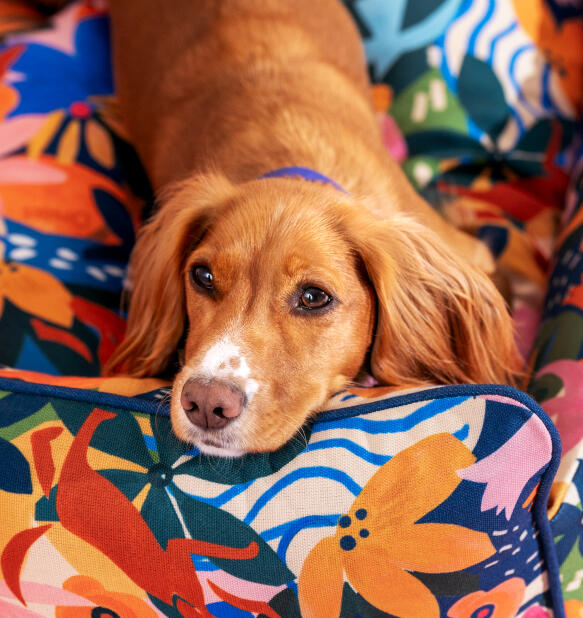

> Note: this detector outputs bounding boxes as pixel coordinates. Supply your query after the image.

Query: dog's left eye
[190,265,214,290]
[300,286,332,309]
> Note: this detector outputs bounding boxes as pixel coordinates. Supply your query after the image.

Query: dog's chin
[195,440,245,458]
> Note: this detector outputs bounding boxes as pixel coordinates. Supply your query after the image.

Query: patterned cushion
[0,1,148,375]
[0,381,562,616]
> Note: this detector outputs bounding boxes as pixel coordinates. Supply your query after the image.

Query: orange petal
[447,577,526,617]
[345,556,439,618]
[85,119,115,169]
[371,83,392,112]
[62,575,105,596]
[565,599,583,618]
[353,433,475,527]
[383,523,495,573]
[57,119,81,165]
[298,536,344,618]
[28,110,65,159]
[2,262,73,327]
[56,607,93,618]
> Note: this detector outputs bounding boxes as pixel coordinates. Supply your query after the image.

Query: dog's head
[107,173,518,455]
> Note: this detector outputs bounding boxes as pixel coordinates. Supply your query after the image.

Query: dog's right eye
[190,265,214,290]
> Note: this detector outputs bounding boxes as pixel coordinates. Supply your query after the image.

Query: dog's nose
[180,379,244,429]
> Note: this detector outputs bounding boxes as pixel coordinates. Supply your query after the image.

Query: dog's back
[110,0,379,188]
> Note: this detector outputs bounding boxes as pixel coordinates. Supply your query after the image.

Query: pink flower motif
[537,359,583,455]
[476,394,530,409]
[0,158,67,184]
[0,115,46,159]
[522,606,552,618]
[512,300,543,362]
[0,579,94,613]
[379,113,408,162]
[457,415,552,520]
[6,2,81,55]
[202,569,286,606]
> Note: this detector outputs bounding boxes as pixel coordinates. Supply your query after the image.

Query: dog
[106,0,519,456]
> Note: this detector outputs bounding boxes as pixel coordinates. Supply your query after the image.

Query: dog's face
[108,174,517,456]
[172,188,375,455]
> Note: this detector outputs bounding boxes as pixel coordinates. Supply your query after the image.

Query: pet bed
[1,1,582,616]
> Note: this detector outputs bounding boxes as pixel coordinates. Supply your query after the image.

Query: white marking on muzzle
[198,337,259,403]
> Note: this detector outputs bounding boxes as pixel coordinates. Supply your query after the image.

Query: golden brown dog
[107,0,519,456]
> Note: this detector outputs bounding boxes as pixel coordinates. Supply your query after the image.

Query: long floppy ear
[105,173,235,377]
[341,210,520,386]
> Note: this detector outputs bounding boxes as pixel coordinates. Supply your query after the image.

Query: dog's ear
[341,209,519,386]
[105,173,235,377]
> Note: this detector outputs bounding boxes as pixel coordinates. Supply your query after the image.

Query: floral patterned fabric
[0,0,147,376]
[0,382,563,617]
[1,0,583,616]
[360,0,583,361]
[528,137,583,616]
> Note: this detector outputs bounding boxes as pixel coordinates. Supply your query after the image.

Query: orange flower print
[0,260,73,327]
[56,575,159,618]
[298,433,496,618]
[448,577,526,618]
[565,599,583,618]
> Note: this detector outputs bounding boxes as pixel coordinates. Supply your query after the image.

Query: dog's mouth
[194,433,245,458]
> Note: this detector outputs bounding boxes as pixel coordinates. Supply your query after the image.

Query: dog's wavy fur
[107,0,520,454]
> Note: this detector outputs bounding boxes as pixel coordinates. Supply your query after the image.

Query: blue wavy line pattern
[312,396,470,433]
[435,0,568,142]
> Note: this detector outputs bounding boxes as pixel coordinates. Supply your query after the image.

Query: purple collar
[258,166,348,194]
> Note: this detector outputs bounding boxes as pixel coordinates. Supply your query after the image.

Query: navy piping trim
[0,377,166,415]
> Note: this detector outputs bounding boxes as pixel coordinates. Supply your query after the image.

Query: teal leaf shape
[51,399,153,469]
[516,117,577,154]
[35,485,59,522]
[258,588,301,618]
[406,129,488,159]
[402,0,452,29]
[98,469,147,502]
[532,310,583,373]
[529,373,563,404]
[172,485,295,585]
[458,55,509,141]
[141,485,186,551]
[0,437,32,494]
[148,594,183,618]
